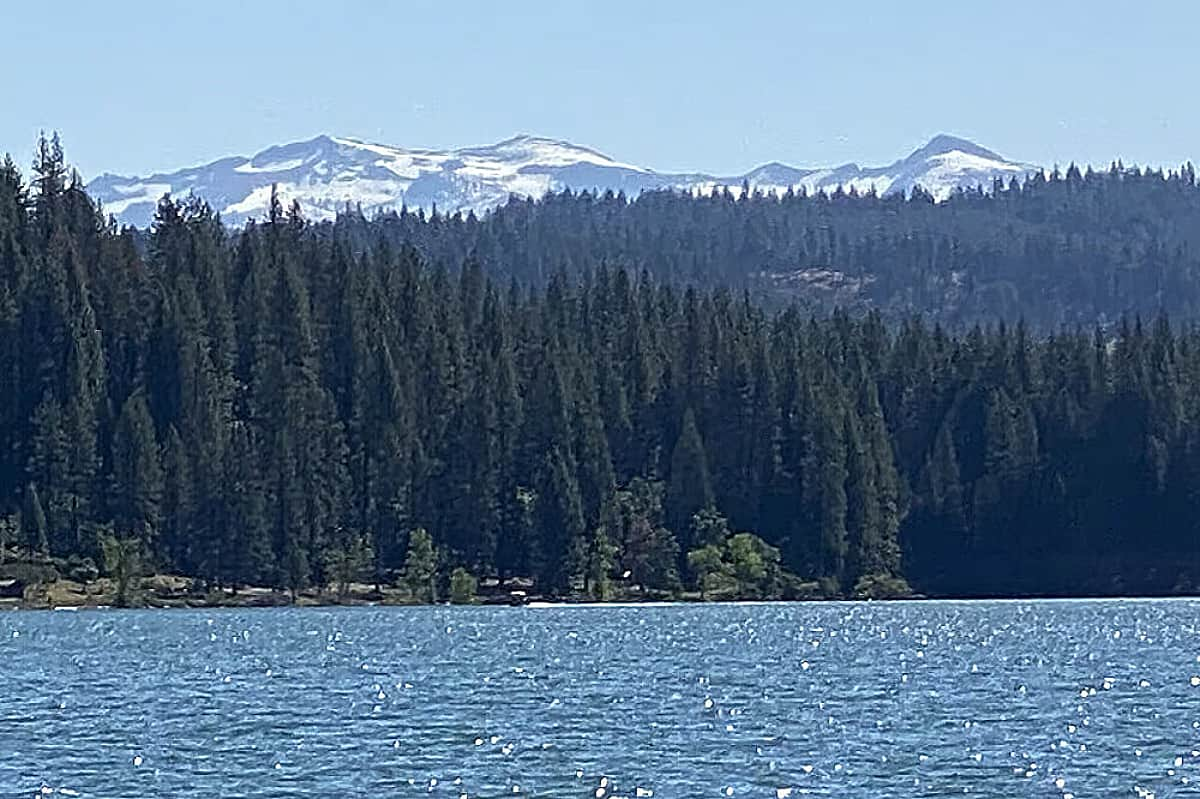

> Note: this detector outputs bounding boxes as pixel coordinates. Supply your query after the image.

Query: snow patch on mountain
[86,133,1037,228]
[234,157,308,174]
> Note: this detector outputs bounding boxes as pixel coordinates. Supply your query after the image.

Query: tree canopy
[2,136,1200,599]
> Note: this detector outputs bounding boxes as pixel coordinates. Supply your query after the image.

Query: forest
[2,135,1200,603]
[362,157,1200,330]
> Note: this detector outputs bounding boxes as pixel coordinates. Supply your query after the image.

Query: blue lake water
[2,600,1200,798]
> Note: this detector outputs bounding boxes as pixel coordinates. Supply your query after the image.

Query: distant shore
[4,572,1197,611]
[0,570,885,610]
[0,583,805,611]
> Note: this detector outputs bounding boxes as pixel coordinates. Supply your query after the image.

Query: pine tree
[573,368,617,533]
[805,381,848,588]
[909,421,967,587]
[21,482,48,558]
[109,390,164,557]
[226,421,272,587]
[533,446,586,593]
[666,408,714,550]
[449,566,478,604]
[842,406,880,590]
[402,527,438,602]
[100,533,143,607]
[0,157,28,511]
[585,520,618,600]
[858,379,902,577]
[159,426,195,574]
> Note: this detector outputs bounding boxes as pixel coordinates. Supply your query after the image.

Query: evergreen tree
[109,390,163,556]
[666,408,714,550]
[26,397,69,551]
[100,533,143,607]
[323,533,374,600]
[585,520,618,600]
[226,421,272,586]
[533,446,586,593]
[842,407,879,589]
[159,426,195,573]
[21,482,48,558]
[449,566,478,604]
[403,527,438,602]
[856,379,902,578]
[802,381,848,587]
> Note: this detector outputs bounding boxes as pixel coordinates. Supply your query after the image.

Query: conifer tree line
[355,159,1200,330]
[2,136,1200,599]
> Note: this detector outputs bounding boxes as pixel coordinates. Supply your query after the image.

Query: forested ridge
[362,158,1200,330]
[2,136,1200,602]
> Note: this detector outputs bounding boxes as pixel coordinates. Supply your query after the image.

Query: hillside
[332,160,1200,330]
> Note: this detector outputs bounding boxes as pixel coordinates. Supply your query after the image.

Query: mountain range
[86,133,1037,228]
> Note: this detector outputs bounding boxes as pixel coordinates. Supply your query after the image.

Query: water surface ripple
[3,600,1200,797]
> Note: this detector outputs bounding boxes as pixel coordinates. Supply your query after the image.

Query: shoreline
[4,589,1200,612]
[5,563,1198,613]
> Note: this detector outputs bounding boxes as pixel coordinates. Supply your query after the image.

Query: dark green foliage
[686,518,787,599]
[0,137,1199,599]
[448,566,478,604]
[606,479,680,593]
[402,527,437,602]
[852,572,912,599]
[0,515,15,564]
[109,390,163,555]
[533,446,586,594]
[100,533,143,607]
[690,507,731,549]
[726,532,783,599]
[666,408,714,551]
[21,482,48,557]
[323,533,374,600]
[370,163,1200,331]
[585,522,618,600]
[687,545,732,599]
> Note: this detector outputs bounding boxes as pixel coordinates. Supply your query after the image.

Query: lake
[2,601,1199,797]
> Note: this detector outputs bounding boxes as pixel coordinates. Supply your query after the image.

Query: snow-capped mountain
[86,133,1036,228]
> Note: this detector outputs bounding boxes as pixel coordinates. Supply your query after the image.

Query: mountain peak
[303,133,338,147]
[495,133,558,146]
[87,133,1037,228]
[465,134,615,160]
[907,134,1003,162]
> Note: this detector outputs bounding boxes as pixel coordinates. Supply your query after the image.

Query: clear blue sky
[3,0,1197,179]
